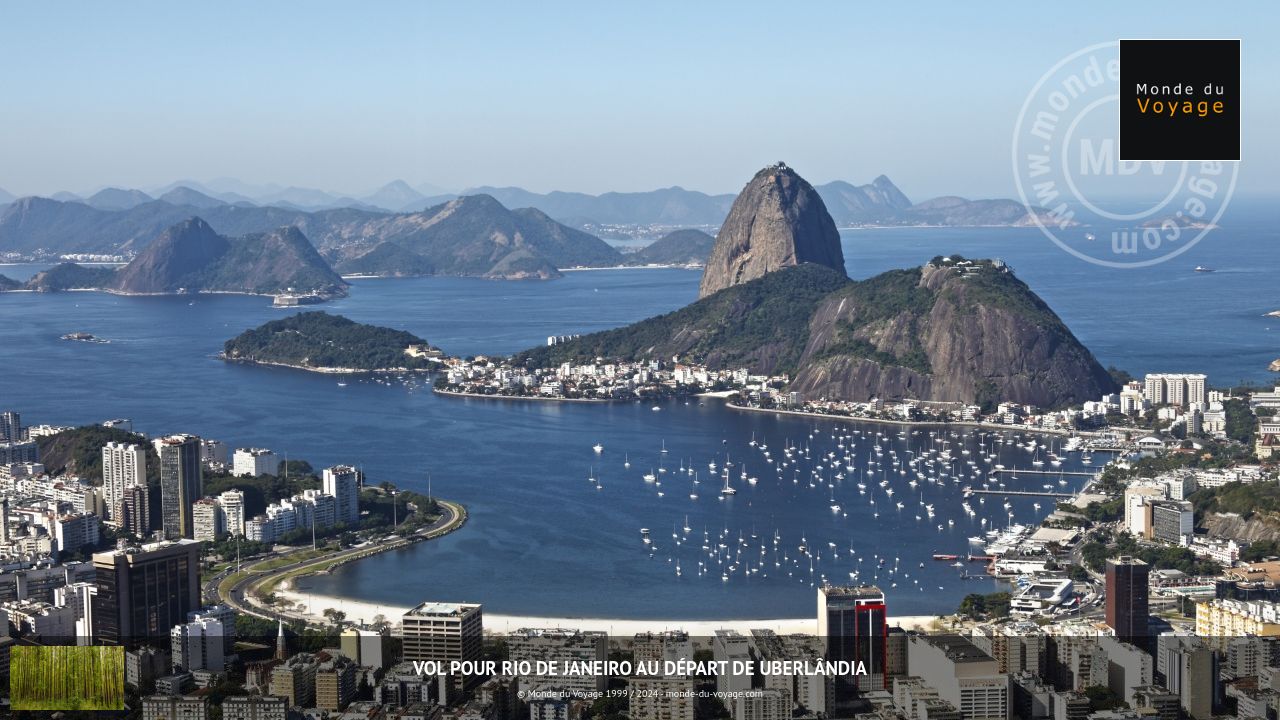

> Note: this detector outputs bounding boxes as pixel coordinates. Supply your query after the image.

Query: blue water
[1,204,1276,619]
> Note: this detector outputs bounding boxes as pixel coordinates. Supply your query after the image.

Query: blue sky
[1,1,1274,199]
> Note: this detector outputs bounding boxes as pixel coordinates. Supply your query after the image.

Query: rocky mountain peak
[698,163,845,298]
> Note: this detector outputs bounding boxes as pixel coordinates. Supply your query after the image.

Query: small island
[60,332,109,344]
[222,311,442,373]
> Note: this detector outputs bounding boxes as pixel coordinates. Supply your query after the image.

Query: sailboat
[593,443,603,454]
[624,454,630,469]
[720,469,737,496]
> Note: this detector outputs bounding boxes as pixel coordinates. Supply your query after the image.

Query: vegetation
[1084,685,1126,712]
[1080,532,1221,575]
[10,646,125,711]
[956,592,1011,620]
[223,311,438,371]
[1191,481,1280,521]
[35,424,159,481]
[811,268,934,374]
[1241,539,1280,562]
[626,229,715,266]
[513,263,852,373]
[1224,398,1259,445]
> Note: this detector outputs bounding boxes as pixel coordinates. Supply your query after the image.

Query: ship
[1194,265,1214,273]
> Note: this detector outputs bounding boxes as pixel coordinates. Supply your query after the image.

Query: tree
[322,608,348,627]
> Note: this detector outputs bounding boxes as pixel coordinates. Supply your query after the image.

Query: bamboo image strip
[10,645,125,711]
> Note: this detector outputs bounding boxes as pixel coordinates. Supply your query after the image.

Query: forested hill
[222,311,439,372]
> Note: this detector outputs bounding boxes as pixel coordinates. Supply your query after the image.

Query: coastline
[275,588,941,635]
[725,401,1091,438]
[433,386,616,403]
[220,353,436,375]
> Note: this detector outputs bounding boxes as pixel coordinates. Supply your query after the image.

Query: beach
[277,587,942,635]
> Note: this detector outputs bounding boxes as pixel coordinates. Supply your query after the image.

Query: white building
[192,498,224,542]
[218,489,246,537]
[172,617,226,672]
[1143,373,1207,408]
[232,448,277,478]
[102,441,146,525]
[323,465,360,525]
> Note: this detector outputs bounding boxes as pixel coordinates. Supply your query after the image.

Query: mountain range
[0,190,623,277]
[0,173,1058,249]
[515,163,1116,408]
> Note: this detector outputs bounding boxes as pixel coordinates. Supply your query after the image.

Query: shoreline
[220,354,436,375]
[275,588,942,635]
[725,401,1094,438]
[433,386,624,403]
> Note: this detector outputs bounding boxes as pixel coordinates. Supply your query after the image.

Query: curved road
[214,499,466,623]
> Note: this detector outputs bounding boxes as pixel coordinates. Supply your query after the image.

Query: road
[210,499,466,623]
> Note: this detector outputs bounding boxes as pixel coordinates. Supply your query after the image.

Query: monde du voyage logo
[1013,40,1241,268]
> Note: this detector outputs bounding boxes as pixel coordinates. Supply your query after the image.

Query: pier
[993,468,1098,477]
[966,488,1075,499]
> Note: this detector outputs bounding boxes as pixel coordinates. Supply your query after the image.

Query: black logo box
[1119,39,1240,161]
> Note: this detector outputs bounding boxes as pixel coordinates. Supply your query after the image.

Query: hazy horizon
[2,1,1275,199]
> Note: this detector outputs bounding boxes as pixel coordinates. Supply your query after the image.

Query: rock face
[698,163,845,298]
[788,259,1117,408]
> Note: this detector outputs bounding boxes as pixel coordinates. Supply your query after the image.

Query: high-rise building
[171,617,225,672]
[0,410,21,442]
[1106,557,1150,642]
[270,652,320,708]
[120,485,152,537]
[218,489,246,537]
[817,584,887,692]
[157,435,202,539]
[233,448,278,478]
[712,630,754,695]
[907,634,1009,720]
[402,601,483,662]
[315,654,358,711]
[1151,501,1194,545]
[322,465,360,525]
[91,540,202,644]
[192,498,223,542]
[102,441,146,525]
[1143,373,1208,408]
[340,625,392,669]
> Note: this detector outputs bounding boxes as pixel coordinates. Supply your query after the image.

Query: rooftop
[915,634,995,664]
[405,601,481,618]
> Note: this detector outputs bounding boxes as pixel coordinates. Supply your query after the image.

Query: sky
[1,1,1276,200]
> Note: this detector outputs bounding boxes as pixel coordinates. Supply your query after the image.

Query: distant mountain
[700,163,845,298]
[255,186,342,209]
[0,273,22,291]
[456,186,736,226]
[321,195,622,279]
[112,218,347,296]
[335,241,435,277]
[158,187,228,209]
[84,187,154,211]
[50,191,82,202]
[361,180,426,212]
[813,176,1060,227]
[813,176,912,223]
[625,229,716,266]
